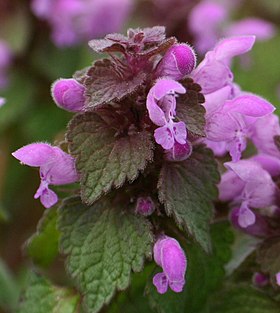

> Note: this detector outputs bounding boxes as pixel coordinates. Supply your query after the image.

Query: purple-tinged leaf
[176,78,206,137]
[84,59,146,109]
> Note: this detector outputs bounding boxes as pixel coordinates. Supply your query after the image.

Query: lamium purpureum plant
[14,26,280,313]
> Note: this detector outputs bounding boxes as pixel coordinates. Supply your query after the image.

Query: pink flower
[205,94,275,162]
[12,143,79,208]
[153,236,187,294]
[189,0,275,55]
[146,78,187,150]
[219,160,276,228]
[31,0,134,47]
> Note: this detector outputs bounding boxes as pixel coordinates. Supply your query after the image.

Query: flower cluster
[31,0,133,47]
[12,26,280,296]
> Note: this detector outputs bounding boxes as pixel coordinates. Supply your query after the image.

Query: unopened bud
[252,272,269,287]
[135,196,155,216]
[155,43,196,80]
[51,78,85,112]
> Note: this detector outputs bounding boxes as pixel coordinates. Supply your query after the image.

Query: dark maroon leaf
[84,59,146,109]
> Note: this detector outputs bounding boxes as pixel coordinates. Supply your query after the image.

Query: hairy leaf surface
[67,112,154,204]
[17,273,79,313]
[158,145,220,252]
[177,78,206,137]
[84,59,146,109]
[58,197,153,313]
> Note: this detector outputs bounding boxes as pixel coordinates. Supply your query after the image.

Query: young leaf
[84,59,146,109]
[58,197,153,313]
[25,207,59,267]
[257,236,280,280]
[67,112,154,204]
[17,272,80,313]
[158,145,220,252]
[176,78,206,138]
[208,284,280,313]
[146,222,234,313]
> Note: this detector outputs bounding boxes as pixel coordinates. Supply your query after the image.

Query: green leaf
[17,272,80,313]
[67,112,154,204]
[157,145,220,252]
[108,264,155,313]
[84,59,146,109]
[257,236,280,281]
[25,207,59,267]
[208,284,280,313]
[0,259,19,311]
[177,78,206,137]
[146,222,234,313]
[58,197,153,313]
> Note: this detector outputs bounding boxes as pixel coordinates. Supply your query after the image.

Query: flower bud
[51,78,85,112]
[165,141,192,162]
[252,272,269,287]
[155,43,196,80]
[153,235,187,294]
[276,272,280,286]
[135,196,155,216]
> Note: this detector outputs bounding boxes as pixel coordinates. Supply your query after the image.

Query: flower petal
[153,272,169,294]
[154,125,175,150]
[40,187,58,209]
[12,143,56,167]
[213,36,256,62]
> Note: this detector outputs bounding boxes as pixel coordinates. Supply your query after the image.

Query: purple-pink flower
[250,113,280,158]
[155,43,196,81]
[189,0,275,55]
[205,94,275,161]
[12,143,79,208]
[153,235,187,294]
[51,78,85,112]
[31,0,134,47]
[191,36,255,95]
[146,78,187,151]
[219,160,276,228]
